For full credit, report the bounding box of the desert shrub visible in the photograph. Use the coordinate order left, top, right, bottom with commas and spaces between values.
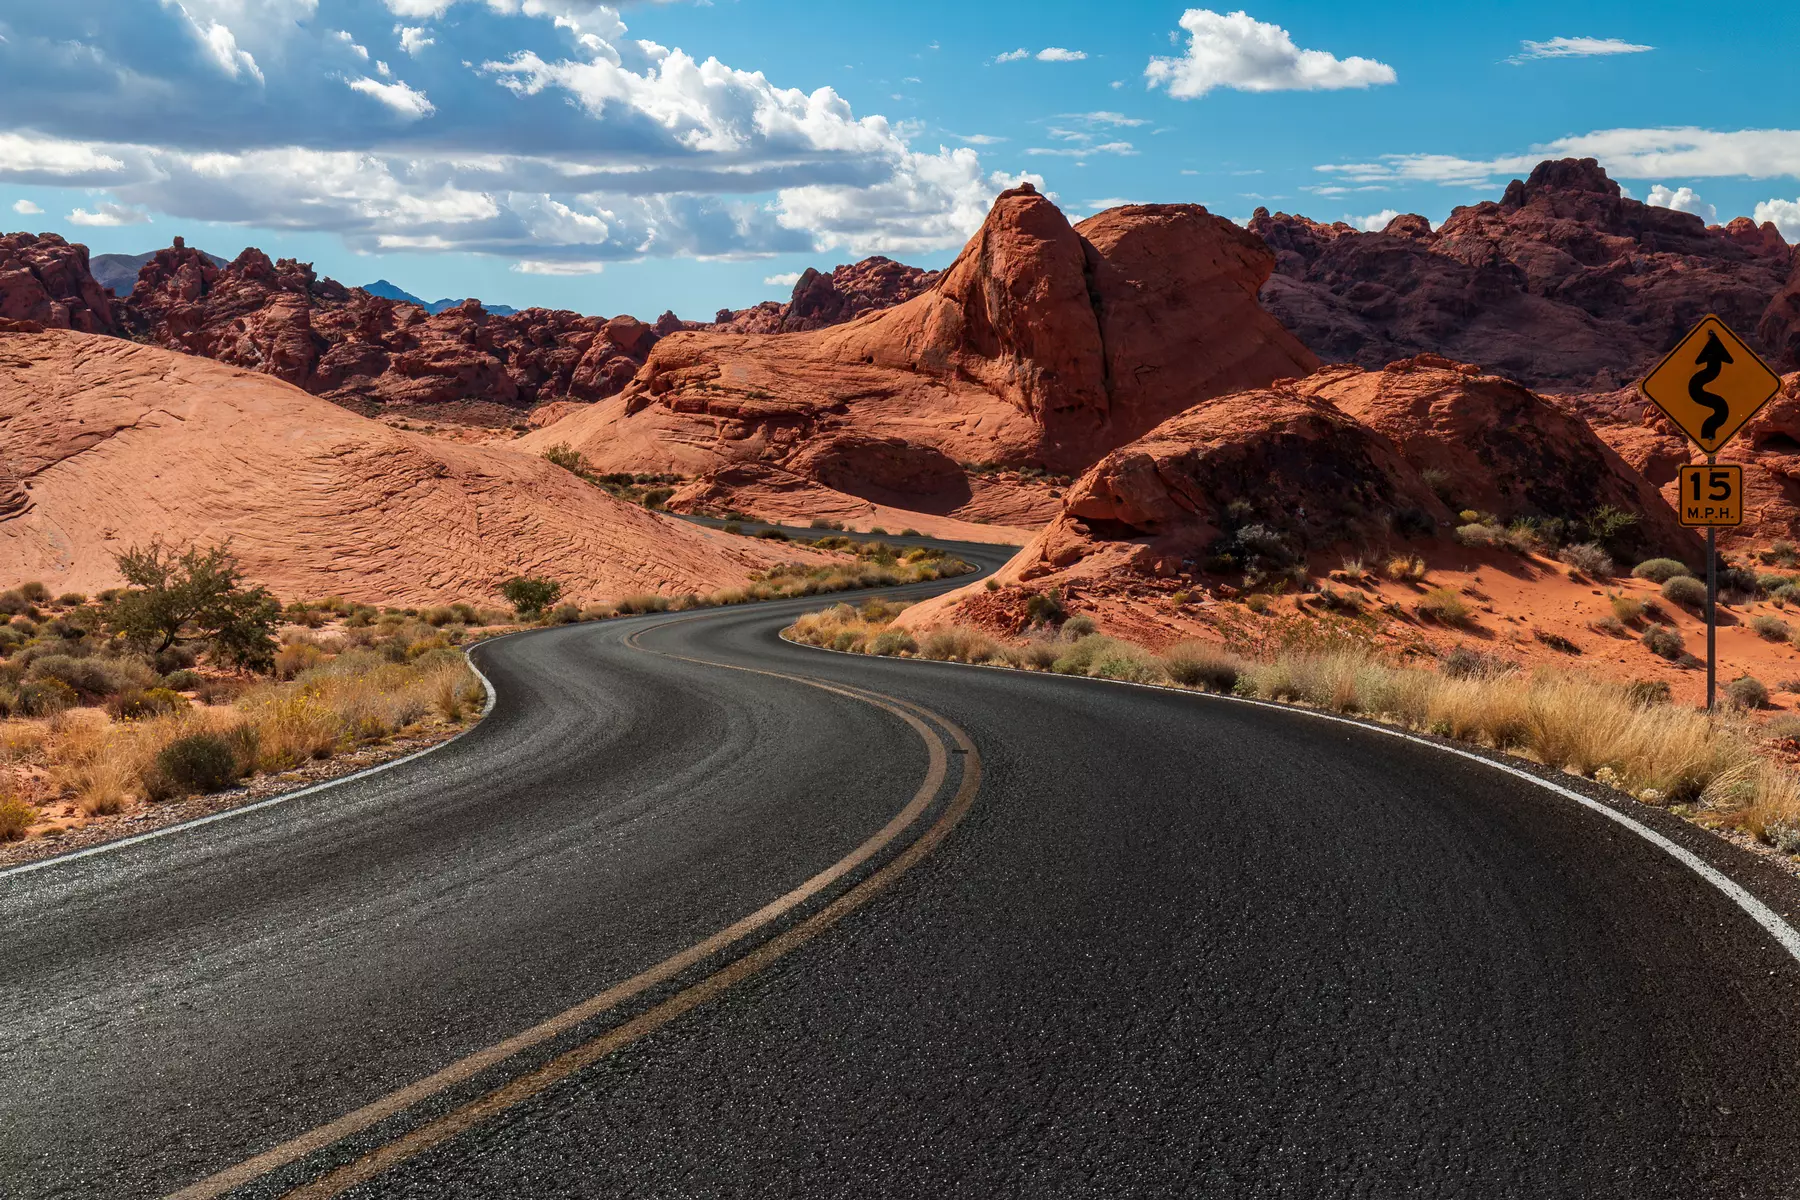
869, 629, 917, 657
160, 669, 203, 691
1725, 675, 1771, 710
28, 653, 154, 700
998, 639, 1061, 671
1766, 714, 1800, 745
1454, 523, 1507, 549
1416, 587, 1471, 626
1625, 680, 1673, 706
543, 442, 587, 473
1593, 614, 1628, 637
1609, 594, 1646, 624
547, 603, 582, 625
155, 733, 241, 795
0, 591, 28, 616
55, 592, 87, 607
0, 793, 37, 841
274, 642, 329, 681
1314, 586, 1365, 614
921, 626, 998, 664
614, 594, 671, 615
1338, 557, 1368, 583
1661, 575, 1707, 609
756, 528, 790, 541
1557, 542, 1614, 578
1087, 643, 1167, 684
1752, 614, 1792, 642
17, 582, 49, 603
1162, 641, 1243, 692
1023, 589, 1066, 626
1768, 541, 1800, 568
1385, 555, 1427, 583
831, 630, 862, 652
721, 521, 744, 535
421, 606, 457, 627
106, 540, 280, 671
500, 576, 562, 617
107, 687, 188, 720
1633, 558, 1693, 584
1062, 614, 1097, 638
640, 487, 675, 509
1534, 629, 1581, 655
1641, 624, 1685, 660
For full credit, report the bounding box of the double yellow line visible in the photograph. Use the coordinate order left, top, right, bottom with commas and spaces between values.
169, 618, 980, 1200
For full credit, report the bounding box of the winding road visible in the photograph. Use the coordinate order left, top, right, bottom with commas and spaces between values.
7, 533, 1800, 1199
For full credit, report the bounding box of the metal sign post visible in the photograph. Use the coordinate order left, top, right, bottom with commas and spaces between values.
1642, 315, 1776, 712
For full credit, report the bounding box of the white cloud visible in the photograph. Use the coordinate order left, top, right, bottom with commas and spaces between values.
1508, 36, 1653, 63
994, 49, 1029, 63
346, 76, 436, 119
332, 29, 369, 58
396, 25, 435, 55
1753, 198, 1800, 240
1086, 197, 1141, 209
1069, 111, 1148, 127
512, 259, 606, 275
952, 133, 1006, 145
1646, 184, 1715, 224
1146, 9, 1397, 98
1348, 208, 1401, 231
1318, 127, 1800, 189
1027, 142, 1137, 157
0, 133, 128, 183
779, 158, 1045, 256
12, 199, 43, 215
1036, 48, 1086, 62
381, 0, 457, 15
764, 271, 802, 286
67, 202, 152, 226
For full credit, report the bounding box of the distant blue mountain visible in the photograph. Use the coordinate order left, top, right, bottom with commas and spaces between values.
361, 278, 517, 316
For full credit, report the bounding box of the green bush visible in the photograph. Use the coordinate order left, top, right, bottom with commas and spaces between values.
18, 677, 77, 716
27, 653, 153, 700
1751, 614, 1792, 642
1633, 558, 1693, 584
107, 687, 189, 720
1062, 614, 1097, 638
17, 582, 49, 603
155, 733, 241, 795
0, 793, 38, 842
55, 592, 86, 607
161, 669, 203, 691
1661, 575, 1707, 609
500, 575, 562, 616
1024, 589, 1066, 626
869, 629, 917, 657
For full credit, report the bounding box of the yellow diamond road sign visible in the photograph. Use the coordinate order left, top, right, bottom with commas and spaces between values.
1639, 314, 1783, 454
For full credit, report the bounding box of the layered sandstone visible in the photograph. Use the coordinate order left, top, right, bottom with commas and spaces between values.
0, 330, 828, 603
710, 257, 940, 334
1252, 159, 1796, 391
524, 185, 1318, 526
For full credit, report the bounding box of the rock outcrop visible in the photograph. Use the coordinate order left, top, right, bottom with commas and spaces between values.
120, 239, 660, 424
524, 184, 1318, 525
711, 257, 940, 334
0, 329, 830, 602
902, 358, 1702, 635
0, 233, 120, 335
1252, 159, 1795, 391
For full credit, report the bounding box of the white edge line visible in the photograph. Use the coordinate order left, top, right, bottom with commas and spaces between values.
782, 633, 1800, 968
0, 648, 502, 884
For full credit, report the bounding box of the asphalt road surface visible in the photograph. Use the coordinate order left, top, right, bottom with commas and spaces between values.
7, 531, 1800, 1199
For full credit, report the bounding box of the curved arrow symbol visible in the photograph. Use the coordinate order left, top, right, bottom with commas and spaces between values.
1690, 330, 1734, 442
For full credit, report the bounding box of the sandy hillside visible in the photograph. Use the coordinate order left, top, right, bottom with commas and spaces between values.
0, 330, 830, 604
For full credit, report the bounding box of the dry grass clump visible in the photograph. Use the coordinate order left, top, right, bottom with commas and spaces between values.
1385, 555, 1427, 583
1416, 587, 1472, 626
0, 791, 39, 841
921, 626, 1002, 664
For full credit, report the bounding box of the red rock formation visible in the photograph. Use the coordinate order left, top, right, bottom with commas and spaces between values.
1761, 251, 1800, 371
0, 329, 834, 603
0, 233, 120, 335
121, 239, 660, 423
1251, 159, 1794, 390
526, 184, 1319, 527
900, 360, 1705, 638
710, 257, 940, 334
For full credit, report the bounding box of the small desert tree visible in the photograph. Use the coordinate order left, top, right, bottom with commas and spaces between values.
501, 576, 563, 617
106, 540, 280, 670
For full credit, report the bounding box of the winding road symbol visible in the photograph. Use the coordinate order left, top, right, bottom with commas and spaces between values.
1689, 331, 1733, 442
1639, 314, 1782, 453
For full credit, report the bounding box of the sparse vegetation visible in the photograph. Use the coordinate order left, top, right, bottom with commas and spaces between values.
501, 576, 563, 617
1416, 587, 1471, 626
1641, 624, 1686, 661
1725, 675, 1770, 710
1385, 554, 1427, 583
1661, 575, 1708, 610
1751, 614, 1792, 642
1634, 558, 1694, 584
1556, 542, 1613, 578
106, 541, 280, 670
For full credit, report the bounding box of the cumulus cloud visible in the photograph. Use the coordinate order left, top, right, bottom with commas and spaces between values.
763, 271, 802, 286
0, 2, 1033, 263
1036, 48, 1086, 62
994, 49, 1030, 63
1508, 36, 1653, 63
1754, 198, 1800, 240
1317, 127, 1800, 189
1027, 142, 1137, 158
12, 199, 43, 214
1146, 9, 1396, 99
68, 202, 151, 226
1348, 208, 1401, 231
396, 25, 434, 55
1646, 184, 1715, 224
346, 75, 435, 118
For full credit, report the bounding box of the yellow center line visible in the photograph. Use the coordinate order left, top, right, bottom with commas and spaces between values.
167, 615, 980, 1200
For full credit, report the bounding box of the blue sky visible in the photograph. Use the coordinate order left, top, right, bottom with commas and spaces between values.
3, 1, 1797, 319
